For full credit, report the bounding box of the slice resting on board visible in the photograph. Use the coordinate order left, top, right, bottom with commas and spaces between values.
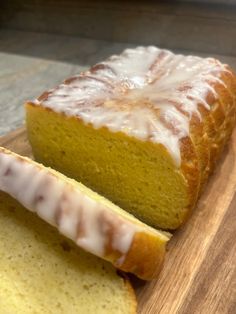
0, 147, 170, 281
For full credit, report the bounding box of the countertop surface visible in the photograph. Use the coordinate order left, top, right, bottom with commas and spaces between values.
1, 29, 236, 136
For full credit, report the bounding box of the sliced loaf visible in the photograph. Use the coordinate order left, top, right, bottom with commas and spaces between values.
25, 46, 236, 229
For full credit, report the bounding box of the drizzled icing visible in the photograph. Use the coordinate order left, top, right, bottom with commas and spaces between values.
33, 46, 231, 165
0, 148, 167, 262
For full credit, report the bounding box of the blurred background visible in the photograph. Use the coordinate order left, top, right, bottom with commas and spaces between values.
0, 0, 235, 135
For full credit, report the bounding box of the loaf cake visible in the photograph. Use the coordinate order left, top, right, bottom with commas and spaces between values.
0, 191, 136, 314
25, 46, 236, 230
0, 147, 169, 280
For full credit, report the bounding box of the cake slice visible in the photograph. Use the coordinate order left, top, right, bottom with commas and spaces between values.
0, 147, 169, 280
25, 46, 236, 230
0, 192, 136, 314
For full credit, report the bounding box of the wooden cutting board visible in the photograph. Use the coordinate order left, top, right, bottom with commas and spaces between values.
0, 127, 236, 314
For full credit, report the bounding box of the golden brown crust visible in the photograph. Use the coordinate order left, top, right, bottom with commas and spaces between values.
171, 65, 236, 225
118, 231, 167, 280
95, 207, 168, 280
204, 69, 236, 176
179, 136, 200, 222
189, 113, 210, 185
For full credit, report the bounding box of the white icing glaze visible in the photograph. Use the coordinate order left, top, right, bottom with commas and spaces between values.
0, 148, 147, 261
33, 46, 230, 166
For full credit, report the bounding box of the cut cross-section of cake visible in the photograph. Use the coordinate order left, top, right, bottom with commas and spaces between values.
0, 147, 170, 280
25, 46, 236, 229
0, 191, 137, 314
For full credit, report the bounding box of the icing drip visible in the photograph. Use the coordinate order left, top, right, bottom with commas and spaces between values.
34, 46, 231, 166
0, 149, 146, 260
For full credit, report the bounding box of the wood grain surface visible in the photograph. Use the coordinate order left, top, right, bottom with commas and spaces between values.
0, 127, 235, 314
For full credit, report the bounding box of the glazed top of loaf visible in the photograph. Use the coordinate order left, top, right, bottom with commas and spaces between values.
32, 46, 233, 166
